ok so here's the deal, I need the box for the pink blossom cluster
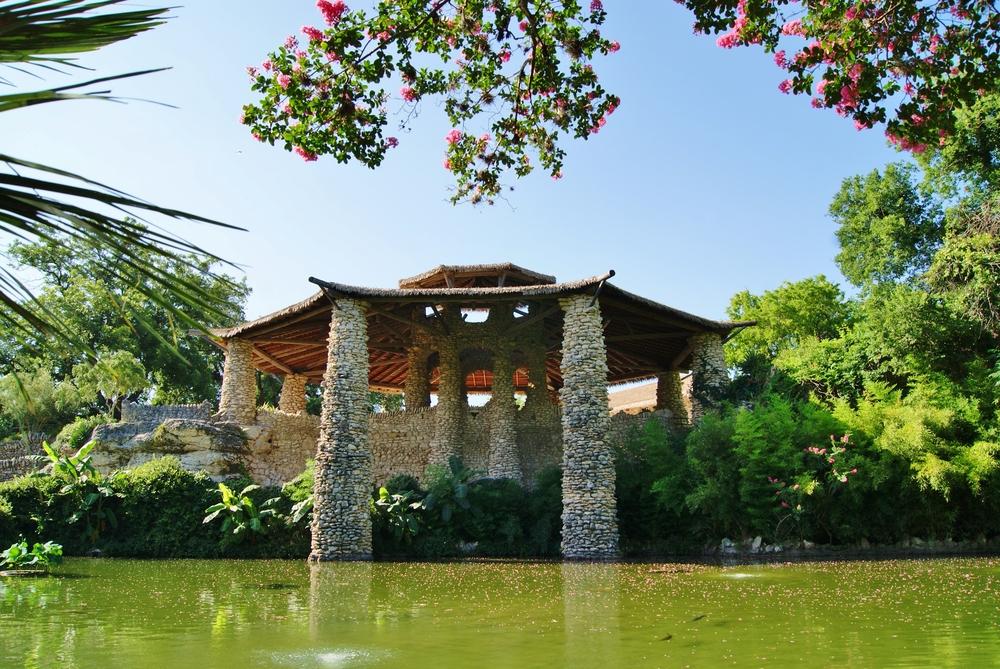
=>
[385,136,399,148]
[445,129,463,144]
[294,146,318,161]
[590,0,603,11]
[804,446,828,456]
[781,19,805,36]
[499,50,511,63]
[608,41,621,53]
[277,73,292,89]
[302,25,326,43]
[317,0,348,25]
[400,86,418,102]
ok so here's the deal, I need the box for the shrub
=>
[54,415,112,450]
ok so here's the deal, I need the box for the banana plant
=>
[372,487,424,544]
[203,483,280,542]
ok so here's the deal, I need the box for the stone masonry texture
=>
[217,338,257,425]
[687,332,727,423]
[309,299,373,562]
[278,373,308,414]
[559,295,619,559]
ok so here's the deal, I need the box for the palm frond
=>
[0,0,169,67]
[0,0,245,360]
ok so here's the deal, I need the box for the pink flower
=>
[839,475,848,483]
[778,79,793,94]
[850,468,858,474]
[401,86,418,102]
[376,30,392,42]
[262,59,273,71]
[325,51,340,62]
[817,79,828,94]
[251,132,262,142]
[854,119,868,130]
[285,35,299,49]
[774,50,787,68]
[519,19,529,31]
[499,50,511,63]
[294,146,318,161]
[479,132,491,143]
[781,19,804,36]
[716,32,740,48]
[781,501,791,509]
[283,103,293,115]
[246,66,258,78]
[608,41,621,53]
[317,0,348,25]
[443,158,452,170]
[590,0,603,11]
[277,73,292,89]
[302,25,325,42]
[552,171,563,180]
[445,129,463,144]
[385,136,399,148]
[607,101,617,114]
[845,5,858,20]
[811,97,823,108]
[792,484,800,490]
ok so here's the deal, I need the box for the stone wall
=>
[367,399,563,488]
[120,400,214,425]
[245,408,320,485]
[370,406,437,483]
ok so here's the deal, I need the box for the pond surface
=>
[2,557,1000,668]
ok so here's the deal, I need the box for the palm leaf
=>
[0,0,169,67]
[0,0,245,357]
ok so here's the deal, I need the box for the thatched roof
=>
[210,266,752,391]
[398,263,557,288]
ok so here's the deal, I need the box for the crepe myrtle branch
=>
[241,0,620,204]
[243,0,998,204]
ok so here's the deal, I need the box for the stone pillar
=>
[428,339,462,468]
[404,346,431,409]
[488,346,521,481]
[655,371,689,428]
[309,299,372,562]
[687,332,728,423]
[559,295,619,559]
[278,373,308,414]
[218,338,257,424]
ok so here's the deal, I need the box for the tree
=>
[829,162,944,288]
[72,351,149,417]
[726,275,852,366]
[244,1,1000,201]
[1,231,249,404]
[0,1,240,350]
[0,368,83,435]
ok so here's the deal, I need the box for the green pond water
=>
[2,557,1000,668]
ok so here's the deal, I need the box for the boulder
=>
[91,418,248,480]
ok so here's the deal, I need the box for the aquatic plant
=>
[1,539,62,571]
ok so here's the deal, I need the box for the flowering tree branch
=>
[242,0,999,203]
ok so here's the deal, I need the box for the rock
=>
[751,536,763,552]
[802,540,815,549]
[91,418,249,481]
[720,537,737,554]
[859,537,871,549]
[764,544,782,553]
[457,541,478,555]
[911,536,925,547]
[86,548,104,558]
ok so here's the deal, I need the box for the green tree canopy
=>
[829,162,944,288]
[1,231,249,405]
[726,275,851,367]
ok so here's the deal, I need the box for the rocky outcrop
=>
[91,418,248,480]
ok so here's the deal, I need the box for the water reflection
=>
[562,563,622,669]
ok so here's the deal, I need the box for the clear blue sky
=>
[3,1,901,322]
